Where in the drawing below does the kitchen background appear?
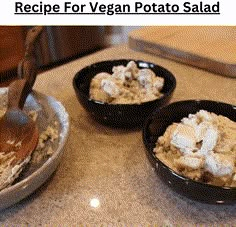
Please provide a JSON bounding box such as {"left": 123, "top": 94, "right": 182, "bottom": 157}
{"left": 0, "top": 26, "right": 140, "bottom": 86}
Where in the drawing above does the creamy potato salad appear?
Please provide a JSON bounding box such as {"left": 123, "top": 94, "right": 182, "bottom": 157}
{"left": 90, "top": 61, "right": 164, "bottom": 104}
{"left": 154, "top": 110, "right": 236, "bottom": 187}
{"left": 0, "top": 88, "right": 59, "bottom": 190}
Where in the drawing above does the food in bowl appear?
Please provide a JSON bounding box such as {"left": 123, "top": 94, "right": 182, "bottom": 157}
{"left": 73, "top": 59, "right": 176, "bottom": 127}
{"left": 154, "top": 109, "right": 236, "bottom": 187}
{"left": 0, "top": 88, "right": 59, "bottom": 191}
{"left": 90, "top": 61, "right": 164, "bottom": 104}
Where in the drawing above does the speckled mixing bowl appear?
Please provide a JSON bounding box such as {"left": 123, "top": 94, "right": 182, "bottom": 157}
{"left": 0, "top": 91, "right": 69, "bottom": 210}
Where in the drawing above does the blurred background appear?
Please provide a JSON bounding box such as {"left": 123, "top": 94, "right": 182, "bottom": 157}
{"left": 0, "top": 26, "right": 140, "bottom": 86}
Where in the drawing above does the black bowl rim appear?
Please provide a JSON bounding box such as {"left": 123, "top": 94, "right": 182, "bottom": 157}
{"left": 73, "top": 59, "right": 177, "bottom": 107}
{"left": 143, "top": 99, "right": 236, "bottom": 191}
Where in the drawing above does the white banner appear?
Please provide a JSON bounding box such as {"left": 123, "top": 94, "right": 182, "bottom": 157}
{"left": 0, "top": 0, "right": 234, "bottom": 25}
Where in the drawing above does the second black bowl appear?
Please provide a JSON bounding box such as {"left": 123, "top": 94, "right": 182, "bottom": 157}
{"left": 143, "top": 100, "right": 236, "bottom": 204}
{"left": 73, "top": 59, "right": 176, "bottom": 128}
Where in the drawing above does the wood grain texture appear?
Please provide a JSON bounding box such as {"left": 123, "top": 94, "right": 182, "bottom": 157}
{"left": 129, "top": 26, "right": 236, "bottom": 78}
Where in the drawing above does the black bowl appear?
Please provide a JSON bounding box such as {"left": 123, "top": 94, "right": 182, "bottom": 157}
{"left": 143, "top": 100, "right": 236, "bottom": 204}
{"left": 73, "top": 59, "right": 176, "bottom": 127}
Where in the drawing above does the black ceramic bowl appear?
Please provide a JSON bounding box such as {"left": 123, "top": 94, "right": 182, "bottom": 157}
{"left": 73, "top": 59, "right": 176, "bottom": 127}
{"left": 143, "top": 100, "right": 236, "bottom": 204}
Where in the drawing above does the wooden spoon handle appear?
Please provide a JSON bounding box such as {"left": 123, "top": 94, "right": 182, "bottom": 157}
{"left": 8, "top": 79, "right": 31, "bottom": 110}
{"left": 9, "top": 27, "right": 43, "bottom": 110}
{"left": 18, "top": 26, "right": 43, "bottom": 90}
{"left": 17, "top": 57, "right": 37, "bottom": 93}
{"left": 24, "top": 26, "right": 44, "bottom": 57}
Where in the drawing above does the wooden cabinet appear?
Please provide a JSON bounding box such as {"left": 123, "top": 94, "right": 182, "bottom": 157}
{"left": 0, "top": 26, "right": 25, "bottom": 75}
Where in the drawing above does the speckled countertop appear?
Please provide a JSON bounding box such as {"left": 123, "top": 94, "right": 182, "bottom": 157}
{"left": 0, "top": 44, "right": 235, "bottom": 225}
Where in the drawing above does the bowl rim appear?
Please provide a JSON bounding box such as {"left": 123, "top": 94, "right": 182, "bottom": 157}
{"left": 0, "top": 92, "right": 70, "bottom": 197}
{"left": 73, "top": 59, "right": 177, "bottom": 106}
{"left": 143, "top": 99, "right": 236, "bottom": 191}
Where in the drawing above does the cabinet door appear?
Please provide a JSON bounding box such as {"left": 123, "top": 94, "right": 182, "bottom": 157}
{"left": 0, "top": 26, "right": 25, "bottom": 74}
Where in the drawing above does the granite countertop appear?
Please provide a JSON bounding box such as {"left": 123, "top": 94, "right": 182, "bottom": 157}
{"left": 0, "top": 44, "right": 235, "bottom": 225}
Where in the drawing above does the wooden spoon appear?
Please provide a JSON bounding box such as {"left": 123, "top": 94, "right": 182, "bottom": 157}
{"left": 0, "top": 26, "right": 43, "bottom": 177}
{"left": 0, "top": 79, "right": 39, "bottom": 164}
